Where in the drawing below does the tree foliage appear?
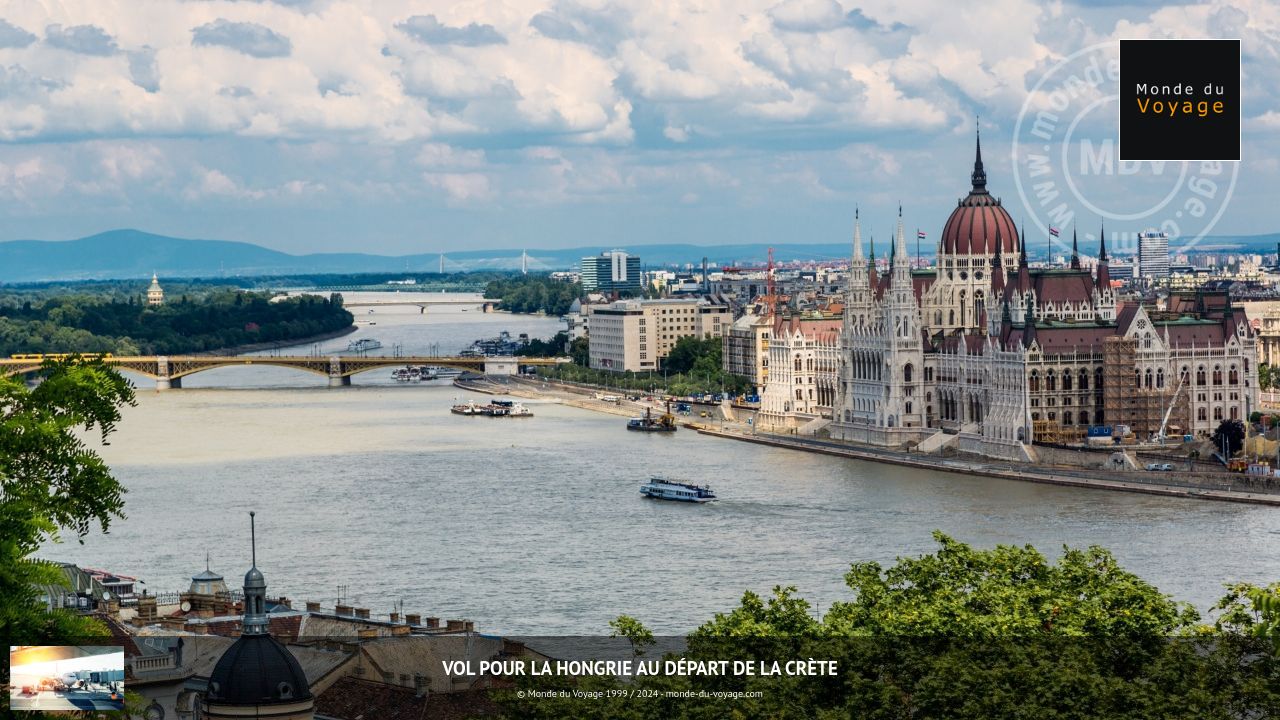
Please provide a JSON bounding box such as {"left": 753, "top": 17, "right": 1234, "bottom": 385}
{"left": 0, "top": 289, "right": 352, "bottom": 356}
{"left": 1212, "top": 419, "right": 1246, "bottom": 457}
{"left": 499, "top": 533, "right": 1279, "bottom": 719}
{"left": 485, "top": 275, "right": 582, "bottom": 316}
{"left": 1, "top": 358, "right": 135, "bottom": 643}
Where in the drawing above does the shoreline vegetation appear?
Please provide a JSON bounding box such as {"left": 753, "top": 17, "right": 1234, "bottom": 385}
{"left": 0, "top": 285, "right": 354, "bottom": 357}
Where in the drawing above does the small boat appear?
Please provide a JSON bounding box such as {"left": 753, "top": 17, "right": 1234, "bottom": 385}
{"left": 347, "top": 338, "right": 383, "bottom": 352}
{"left": 486, "top": 399, "right": 533, "bottom": 417}
{"left": 627, "top": 403, "right": 677, "bottom": 432}
{"left": 640, "top": 477, "right": 716, "bottom": 503}
{"left": 451, "top": 401, "right": 482, "bottom": 415}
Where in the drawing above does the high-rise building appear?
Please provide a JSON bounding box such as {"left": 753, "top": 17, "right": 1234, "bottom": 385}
{"left": 1138, "top": 231, "right": 1170, "bottom": 278}
{"left": 581, "top": 250, "right": 642, "bottom": 296}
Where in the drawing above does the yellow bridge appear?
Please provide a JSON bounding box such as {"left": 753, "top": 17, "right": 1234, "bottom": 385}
{"left": 0, "top": 355, "right": 564, "bottom": 389}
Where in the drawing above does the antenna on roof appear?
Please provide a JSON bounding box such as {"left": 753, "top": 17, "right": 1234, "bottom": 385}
{"left": 249, "top": 511, "right": 257, "bottom": 568}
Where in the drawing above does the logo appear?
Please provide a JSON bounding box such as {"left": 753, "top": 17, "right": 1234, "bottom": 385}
{"left": 1012, "top": 41, "right": 1238, "bottom": 258}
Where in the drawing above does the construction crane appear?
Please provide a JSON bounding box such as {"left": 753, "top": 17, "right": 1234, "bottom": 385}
{"left": 1154, "top": 372, "right": 1187, "bottom": 443}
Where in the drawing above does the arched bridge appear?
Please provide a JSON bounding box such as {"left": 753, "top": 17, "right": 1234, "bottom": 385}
{"left": 0, "top": 355, "right": 562, "bottom": 389}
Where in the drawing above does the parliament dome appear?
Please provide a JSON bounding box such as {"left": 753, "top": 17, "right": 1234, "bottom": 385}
{"left": 940, "top": 129, "right": 1019, "bottom": 257}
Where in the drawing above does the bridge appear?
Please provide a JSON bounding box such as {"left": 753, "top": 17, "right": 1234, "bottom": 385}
{"left": 0, "top": 355, "right": 563, "bottom": 389}
{"left": 340, "top": 297, "right": 499, "bottom": 313}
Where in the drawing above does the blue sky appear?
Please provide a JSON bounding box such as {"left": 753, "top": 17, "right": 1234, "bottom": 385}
{"left": 0, "top": 0, "right": 1276, "bottom": 255}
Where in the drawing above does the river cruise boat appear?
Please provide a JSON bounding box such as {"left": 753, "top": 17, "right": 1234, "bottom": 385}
{"left": 347, "top": 338, "right": 382, "bottom": 353}
{"left": 640, "top": 477, "right": 716, "bottom": 503}
{"left": 627, "top": 404, "right": 677, "bottom": 432}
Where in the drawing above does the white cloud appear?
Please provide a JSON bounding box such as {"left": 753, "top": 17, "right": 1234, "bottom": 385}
{"left": 422, "top": 171, "right": 493, "bottom": 204}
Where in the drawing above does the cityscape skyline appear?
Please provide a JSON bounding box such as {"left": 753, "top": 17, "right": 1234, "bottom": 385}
{"left": 0, "top": 1, "right": 1275, "bottom": 254}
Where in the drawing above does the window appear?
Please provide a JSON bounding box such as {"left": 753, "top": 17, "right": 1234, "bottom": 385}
{"left": 1063, "top": 373, "right": 1072, "bottom": 391}
{"left": 1213, "top": 366, "right": 1222, "bottom": 385}
{"left": 1214, "top": 406, "right": 1223, "bottom": 421}
{"left": 1197, "top": 366, "right": 1206, "bottom": 385}
{"left": 1229, "top": 366, "right": 1238, "bottom": 384}
{"left": 904, "top": 364, "right": 914, "bottom": 383}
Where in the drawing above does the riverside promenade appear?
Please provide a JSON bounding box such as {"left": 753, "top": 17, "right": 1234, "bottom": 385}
{"left": 693, "top": 425, "right": 1280, "bottom": 507}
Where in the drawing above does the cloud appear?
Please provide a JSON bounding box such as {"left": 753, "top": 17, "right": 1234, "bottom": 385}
{"left": 422, "top": 171, "right": 493, "bottom": 204}
{"left": 192, "top": 19, "right": 292, "bottom": 58}
{"left": 0, "top": 19, "right": 36, "bottom": 48}
{"left": 44, "top": 24, "right": 117, "bottom": 56}
{"left": 395, "top": 15, "right": 505, "bottom": 46}
{"left": 128, "top": 48, "right": 160, "bottom": 92}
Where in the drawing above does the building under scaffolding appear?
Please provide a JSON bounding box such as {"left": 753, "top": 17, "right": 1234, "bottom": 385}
{"left": 1102, "top": 336, "right": 1190, "bottom": 439}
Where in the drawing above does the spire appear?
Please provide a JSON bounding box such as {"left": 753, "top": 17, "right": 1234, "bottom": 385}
{"left": 242, "top": 511, "right": 268, "bottom": 636}
{"left": 852, "top": 207, "right": 863, "bottom": 262}
{"left": 1096, "top": 220, "right": 1111, "bottom": 289}
{"left": 971, "top": 117, "right": 987, "bottom": 193}
{"left": 1018, "top": 298, "right": 1039, "bottom": 348}
{"left": 991, "top": 234, "right": 1005, "bottom": 292}
{"left": 893, "top": 204, "right": 907, "bottom": 265}
{"left": 1070, "top": 225, "right": 1081, "bottom": 269}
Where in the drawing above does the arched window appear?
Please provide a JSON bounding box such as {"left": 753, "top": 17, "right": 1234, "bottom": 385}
{"left": 1229, "top": 366, "right": 1238, "bottom": 384}
{"left": 1079, "top": 370, "right": 1089, "bottom": 390}
{"left": 1214, "top": 406, "right": 1223, "bottom": 421}
{"left": 904, "top": 364, "right": 914, "bottom": 383}
{"left": 949, "top": 310, "right": 955, "bottom": 325}
{"left": 1198, "top": 407, "right": 1207, "bottom": 421}
{"left": 1145, "top": 368, "right": 1153, "bottom": 389}
{"left": 1046, "top": 371, "right": 1056, "bottom": 392}
{"left": 1063, "top": 373, "right": 1073, "bottom": 391}
{"left": 1213, "top": 366, "right": 1223, "bottom": 385}
{"left": 1030, "top": 372, "right": 1039, "bottom": 393}
{"left": 794, "top": 357, "right": 802, "bottom": 371}
{"left": 1064, "top": 411, "right": 1073, "bottom": 426}
{"left": 1157, "top": 368, "right": 1165, "bottom": 389}
{"left": 1197, "top": 366, "right": 1206, "bottom": 385}
{"left": 935, "top": 311, "right": 942, "bottom": 325}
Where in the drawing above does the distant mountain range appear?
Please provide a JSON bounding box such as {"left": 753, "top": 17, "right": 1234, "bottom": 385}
{"left": 2, "top": 228, "right": 1279, "bottom": 283}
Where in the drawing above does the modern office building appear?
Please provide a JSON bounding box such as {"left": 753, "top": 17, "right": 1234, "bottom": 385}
{"left": 581, "top": 250, "right": 642, "bottom": 296}
{"left": 1138, "top": 231, "right": 1171, "bottom": 279}
{"left": 588, "top": 298, "right": 731, "bottom": 372}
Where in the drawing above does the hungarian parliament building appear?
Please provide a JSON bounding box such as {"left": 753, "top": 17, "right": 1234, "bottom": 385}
{"left": 757, "top": 133, "right": 1258, "bottom": 460}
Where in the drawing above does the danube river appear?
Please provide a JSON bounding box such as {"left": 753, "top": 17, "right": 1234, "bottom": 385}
{"left": 55, "top": 295, "right": 1280, "bottom": 634}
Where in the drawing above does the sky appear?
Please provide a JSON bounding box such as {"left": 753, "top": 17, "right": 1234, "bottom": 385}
{"left": 0, "top": 0, "right": 1277, "bottom": 256}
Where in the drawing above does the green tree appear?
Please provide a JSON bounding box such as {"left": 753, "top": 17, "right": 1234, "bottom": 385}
{"left": 1, "top": 358, "right": 135, "bottom": 642}
{"left": 1212, "top": 418, "right": 1246, "bottom": 457}
{"left": 498, "top": 534, "right": 1280, "bottom": 720}
{"left": 569, "top": 336, "right": 590, "bottom": 367}
{"left": 609, "top": 615, "right": 656, "bottom": 657}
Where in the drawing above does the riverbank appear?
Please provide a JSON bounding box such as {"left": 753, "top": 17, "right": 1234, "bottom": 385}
{"left": 491, "top": 375, "right": 1280, "bottom": 507}
{"left": 198, "top": 324, "right": 357, "bottom": 356}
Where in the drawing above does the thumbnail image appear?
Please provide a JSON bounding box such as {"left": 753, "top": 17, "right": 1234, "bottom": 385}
{"left": 9, "top": 646, "right": 125, "bottom": 713}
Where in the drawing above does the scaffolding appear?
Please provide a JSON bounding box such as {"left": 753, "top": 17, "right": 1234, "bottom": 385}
{"left": 1102, "top": 337, "right": 1189, "bottom": 439}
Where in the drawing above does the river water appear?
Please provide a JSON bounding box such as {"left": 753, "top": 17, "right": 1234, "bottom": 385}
{"left": 50, "top": 293, "right": 1280, "bottom": 634}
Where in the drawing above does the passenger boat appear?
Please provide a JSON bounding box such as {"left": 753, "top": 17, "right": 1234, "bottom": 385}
{"left": 488, "top": 399, "right": 533, "bottom": 417}
{"left": 347, "top": 338, "right": 383, "bottom": 352}
{"left": 627, "top": 403, "right": 677, "bottom": 432}
{"left": 640, "top": 477, "right": 716, "bottom": 503}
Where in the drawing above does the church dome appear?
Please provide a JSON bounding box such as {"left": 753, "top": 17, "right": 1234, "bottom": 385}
{"left": 207, "top": 634, "right": 312, "bottom": 705}
{"left": 940, "top": 130, "right": 1019, "bottom": 257}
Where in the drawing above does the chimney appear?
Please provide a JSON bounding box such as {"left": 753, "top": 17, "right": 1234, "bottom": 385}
{"left": 389, "top": 612, "right": 400, "bottom": 623}
{"left": 405, "top": 613, "right": 421, "bottom": 626}
{"left": 335, "top": 604, "right": 353, "bottom": 617}
{"left": 446, "top": 619, "right": 465, "bottom": 632}
{"left": 425, "top": 617, "right": 440, "bottom": 629}
{"left": 305, "top": 601, "right": 321, "bottom": 613}
{"left": 464, "top": 621, "right": 475, "bottom": 632}
{"left": 355, "top": 608, "right": 371, "bottom": 619}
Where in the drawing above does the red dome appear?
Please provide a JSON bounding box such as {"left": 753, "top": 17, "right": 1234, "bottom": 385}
{"left": 940, "top": 127, "right": 1019, "bottom": 257}
{"left": 941, "top": 194, "right": 1019, "bottom": 256}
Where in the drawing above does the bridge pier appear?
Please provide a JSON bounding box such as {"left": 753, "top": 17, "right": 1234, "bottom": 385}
{"left": 156, "top": 376, "right": 182, "bottom": 390}
{"left": 329, "top": 375, "right": 352, "bottom": 387}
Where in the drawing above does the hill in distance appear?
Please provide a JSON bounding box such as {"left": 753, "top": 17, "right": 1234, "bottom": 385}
{"left": 2, "top": 228, "right": 1278, "bottom": 283}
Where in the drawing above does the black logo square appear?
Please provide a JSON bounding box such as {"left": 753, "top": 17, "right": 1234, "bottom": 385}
{"left": 1120, "top": 39, "right": 1240, "bottom": 161}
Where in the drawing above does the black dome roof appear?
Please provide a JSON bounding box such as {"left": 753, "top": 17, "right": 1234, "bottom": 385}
{"left": 207, "top": 634, "right": 312, "bottom": 705}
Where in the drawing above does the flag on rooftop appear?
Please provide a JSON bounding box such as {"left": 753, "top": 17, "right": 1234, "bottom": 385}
{"left": 1049, "top": 227, "right": 1061, "bottom": 237}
